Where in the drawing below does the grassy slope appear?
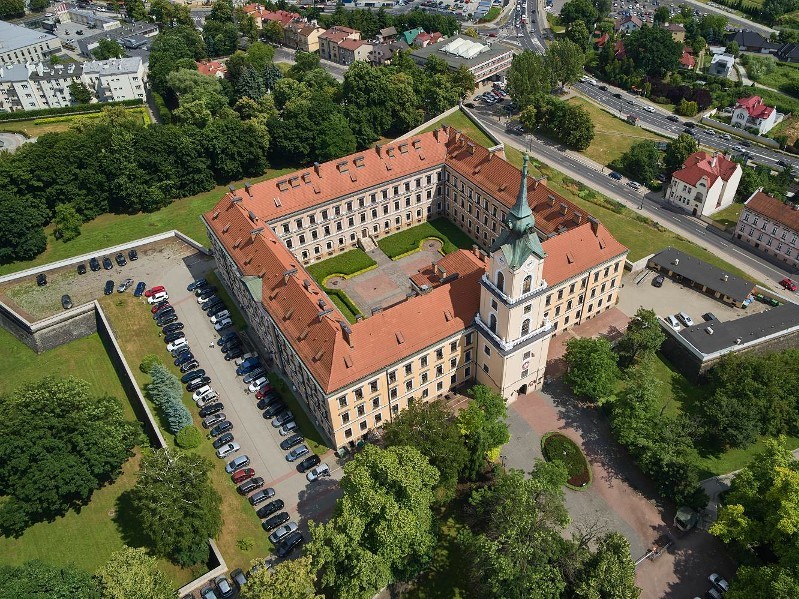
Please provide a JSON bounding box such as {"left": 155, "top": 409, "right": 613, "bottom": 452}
{"left": 709, "top": 203, "right": 743, "bottom": 230}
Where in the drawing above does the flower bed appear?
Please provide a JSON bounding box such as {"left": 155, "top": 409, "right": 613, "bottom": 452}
{"left": 541, "top": 432, "right": 591, "bottom": 489}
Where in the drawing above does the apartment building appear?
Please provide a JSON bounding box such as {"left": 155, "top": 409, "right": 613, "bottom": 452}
{"left": 735, "top": 189, "right": 799, "bottom": 270}
{"left": 338, "top": 40, "right": 373, "bottom": 65}
{"left": 283, "top": 21, "right": 325, "bottom": 53}
{"left": 203, "top": 126, "right": 627, "bottom": 449}
{"left": 666, "top": 151, "right": 741, "bottom": 217}
{"left": 319, "top": 26, "right": 361, "bottom": 64}
{"left": 0, "top": 21, "right": 62, "bottom": 66}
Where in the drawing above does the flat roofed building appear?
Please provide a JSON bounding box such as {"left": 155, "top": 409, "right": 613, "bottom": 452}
{"left": 203, "top": 125, "right": 627, "bottom": 449}
{"left": 410, "top": 35, "right": 513, "bottom": 84}
{"left": 0, "top": 21, "right": 62, "bottom": 66}
{"left": 735, "top": 190, "right": 799, "bottom": 270}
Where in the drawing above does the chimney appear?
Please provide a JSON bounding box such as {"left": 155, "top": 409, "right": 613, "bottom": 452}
{"left": 711, "top": 153, "right": 718, "bottom": 168}
{"left": 547, "top": 194, "right": 555, "bottom": 207}
{"left": 588, "top": 216, "right": 600, "bottom": 235}
{"left": 673, "top": 258, "right": 680, "bottom": 266}
{"left": 376, "top": 144, "right": 383, "bottom": 157}
{"left": 340, "top": 321, "right": 354, "bottom": 348}
{"left": 244, "top": 182, "right": 252, "bottom": 196}
{"left": 559, "top": 203, "right": 568, "bottom": 216}
{"left": 313, "top": 162, "right": 322, "bottom": 177}
{"left": 722, "top": 274, "right": 729, "bottom": 282}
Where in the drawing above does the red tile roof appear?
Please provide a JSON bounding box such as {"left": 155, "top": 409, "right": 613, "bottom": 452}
{"left": 320, "top": 26, "right": 359, "bottom": 43}
{"left": 541, "top": 222, "right": 627, "bottom": 285}
{"left": 680, "top": 48, "right": 695, "bottom": 68}
{"left": 339, "top": 39, "right": 368, "bottom": 51}
{"left": 410, "top": 250, "right": 483, "bottom": 290}
{"left": 614, "top": 40, "right": 626, "bottom": 58}
{"left": 243, "top": 4, "right": 299, "bottom": 26}
{"left": 196, "top": 60, "right": 227, "bottom": 78}
{"left": 745, "top": 191, "right": 799, "bottom": 232}
{"left": 735, "top": 95, "right": 774, "bottom": 120}
{"left": 672, "top": 151, "right": 739, "bottom": 187}
{"left": 594, "top": 33, "right": 609, "bottom": 47}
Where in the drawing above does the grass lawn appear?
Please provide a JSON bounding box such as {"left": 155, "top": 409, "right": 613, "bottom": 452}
{"left": 0, "top": 106, "right": 150, "bottom": 137}
{"left": 306, "top": 249, "right": 376, "bottom": 282}
{"left": 752, "top": 60, "right": 799, "bottom": 95}
{"left": 566, "top": 97, "right": 666, "bottom": 166}
{"left": 99, "top": 294, "right": 275, "bottom": 577}
{"left": 378, "top": 218, "right": 475, "bottom": 259}
{"left": 0, "top": 169, "right": 294, "bottom": 277}
{"left": 266, "top": 373, "right": 327, "bottom": 455}
{"left": 478, "top": 6, "right": 500, "bottom": 22}
{"left": 205, "top": 271, "right": 247, "bottom": 331}
{"left": 420, "top": 110, "right": 495, "bottom": 148}
{"left": 709, "top": 203, "right": 743, "bottom": 230}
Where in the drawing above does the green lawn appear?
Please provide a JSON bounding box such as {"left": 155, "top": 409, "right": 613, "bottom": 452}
{"left": 478, "top": 6, "right": 500, "bottom": 22}
{"left": 420, "top": 110, "right": 495, "bottom": 148}
{"left": 267, "top": 373, "right": 327, "bottom": 455}
{"left": 750, "top": 60, "right": 799, "bottom": 96}
{"left": 709, "top": 203, "right": 743, "bottom": 230}
{"left": 378, "top": 218, "right": 475, "bottom": 259}
{"left": 0, "top": 106, "right": 149, "bottom": 137}
{"left": 306, "top": 249, "right": 376, "bottom": 282}
{"left": 0, "top": 169, "right": 294, "bottom": 277}
{"left": 205, "top": 271, "right": 247, "bottom": 331}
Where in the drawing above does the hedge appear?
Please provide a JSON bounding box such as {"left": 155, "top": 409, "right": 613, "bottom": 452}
{"left": 175, "top": 425, "right": 203, "bottom": 449}
{"left": 541, "top": 432, "right": 592, "bottom": 489}
{"left": 305, "top": 249, "right": 376, "bottom": 281}
{"left": 152, "top": 91, "right": 172, "bottom": 125}
{"left": 0, "top": 99, "right": 143, "bottom": 122}
{"left": 377, "top": 218, "right": 475, "bottom": 259}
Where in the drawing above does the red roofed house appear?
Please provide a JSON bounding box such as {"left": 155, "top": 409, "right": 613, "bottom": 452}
{"left": 319, "top": 26, "right": 361, "bottom": 64}
{"left": 594, "top": 32, "right": 609, "bottom": 49}
{"left": 614, "top": 15, "right": 642, "bottom": 33}
{"left": 202, "top": 126, "right": 628, "bottom": 449}
{"left": 735, "top": 189, "right": 799, "bottom": 269}
{"left": 666, "top": 151, "right": 742, "bottom": 216}
{"left": 338, "top": 39, "right": 372, "bottom": 65}
{"left": 614, "top": 40, "right": 626, "bottom": 59}
{"left": 414, "top": 32, "right": 444, "bottom": 47}
{"left": 732, "top": 95, "right": 778, "bottom": 135}
{"left": 243, "top": 4, "right": 299, "bottom": 29}
{"left": 679, "top": 47, "right": 696, "bottom": 70}
{"left": 196, "top": 60, "right": 227, "bottom": 79}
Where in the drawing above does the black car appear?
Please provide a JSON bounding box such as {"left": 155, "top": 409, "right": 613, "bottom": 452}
{"left": 89, "top": 257, "right": 101, "bottom": 271}
{"left": 207, "top": 303, "right": 228, "bottom": 317}
{"left": 77, "top": 263, "right": 87, "bottom": 275}
{"left": 61, "top": 294, "right": 73, "bottom": 310}
{"left": 210, "top": 421, "right": 233, "bottom": 437}
{"left": 175, "top": 353, "right": 195, "bottom": 366}
{"left": 186, "top": 377, "right": 212, "bottom": 392}
{"left": 219, "top": 331, "right": 239, "bottom": 345}
{"left": 199, "top": 402, "right": 224, "bottom": 418}
{"left": 187, "top": 278, "right": 208, "bottom": 292}
{"left": 263, "top": 402, "right": 286, "bottom": 419}
{"left": 102, "top": 257, "right": 113, "bottom": 270}
{"left": 164, "top": 331, "right": 185, "bottom": 344}
{"left": 128, "top": 248, "right": 138, "bottom": 261}
{"left": 702, "top": 312, "right": 717, "bottom": 322}
{"left": 280, "top": 434, "right": 304, "bottom": 451}
{"left": 212, "top": 432, "right": 235, "bottom": 449}
{"left": 134, "top": 282, "right": 146, "bottom": 297}
{"left": 255, "top": 499, "right": 285, "bottom": 519}
{"left": 162, "top": 322, "right": 184, "bottom": 334}
{"left": 171, "top": 345, "right": 192, "bottom": 358}
{"left": 276, "top": 532, "right": 304, "bottom": 558}
{"left": 598, "top": 84, "right": 608, "bottom": 91}
{"left": 202, "top": 299, "right": 225, "bottom": 313}
{"left": 154, "top": 306, "right": 175, "bottom": 319}
{"left": 115, "top": 253, "right": 127, "bottom": 267}
{"left": 261, "top": 512, "right": 290, "bottom": 531}
{"left": 220, "top": 340, "right": 242, "bottom": 353}
{"left": 667, "top": 115, "right": 680, "bottom": 123}
{"left": 256, "top": 394, "right": 281, "bottom": 410}
{"left": 104, "top": 280, "right": 114, "bottom": 295}
{"left": 612, "top": 92, "right": 623, "bottom": 99}
{"left": 237, "top": 476, "right": 265, "bottom": 495}
{"left": 157, "top": 314, "right": 179, "bottom": 327}
{"left": 224, "top": 348, "right": 244, "bottom": 361}
{"left": 195, "top": 285, "right": 217, "bottom": 297}
{"left": 652, "top": 275, "right": 664, "bottom": 288}
{"left": 297, "top": 454, "right": 321, "bottom": 473}
{"left": 741, "top": 140, "right": 751, "bottom": 147}
{"left": 181, "top": 369, "right": 206, "bottom": 383}
{"left": 36, "top": 273, "right": 47, "bottom": 286}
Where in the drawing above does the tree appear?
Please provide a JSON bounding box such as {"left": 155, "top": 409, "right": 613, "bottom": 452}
{"left": 53, "top": 202, "right": 83, "bottom": 242}
{"left": 0, "top": 377, "right": 138, "bottom": 535}
{"left": 654, "top": 5, "right": 669, "bottom": 23}
{"left": 572, "top": 532, "right": 640, "bottom": 598}
{"left": 0, "top": 0, "right": 24, "bottom": 18}
{"left": 307, "top": 445, "right": 439, "bottom": 598}
{"left": 676, "top": 98, "right": 698, "bottom": 117}
{"left": 617, "top": 140, "right": 662, "bottom": 186}
{"left": 68, "top": 81, "right": 93, "bottom": 105}
{"left": 240, "top": 556, "right": 322, "bottom": 599}
{"left": 546, "top": 39, "right": 586, "bottom": 89}
{"left": 247, "top": 41, "right": 276, "bottom": 71}
{"left": 617, "top": 308, "right": 666, "bottom": 367}
{"left": 567, "top": 20, "right": 591, "bottom": 50}
{"left": 203, "top": 117, "right": 269, "bottom": 181}
{"left": 725, "top": 40, "right": 740, "bottom": 57}
{"left": 726, "top": 565, "right": 799, "bottom": 598}
{"left": 564, "top": 337, "right": 619, "bottom": 401}
{"left": 692, "top": 35, "right": 707, "bottom": 55}
{"left": 146, "top": 363, "right": 192, "bottom": 434}
{"left": 95, "top": 547, "right": 174, "bottom": 599}
{"left": 175, "top": 425, "right": 203, "bottom": 449}
{"left": 129, "top": 448, "right": 222, "bottom": 566}
{"left": 139, "top": 354, "right": 162, "bottom": 374}
{"left": 664, "top": 133, "right": 698, "bottom": 174}
{"left": 124, "top": 0, "right": 147, "bottom": 21}
{"left": 0, "top": 561, "right": 100, "bottom": 598}
{"left": 559, "top": 0, "right": 598, "bottom": 30}
{"left": 553, "top": 102, "right": 595, "bottom": 150}
{"left": 698, "top": 14, "right": 728, "bottom": 43}
{"left": 519, "top": 104, "right": 537, "bottom": 131}
{"left": 507, "top": 51, "right": 552, "bottom": 109}
{"left": 204, "top": 21, "right": 239, "bottom": 57}
{"left": 261, "top": 19, "right": 285, "bottom": 44}
{"left": 28, "top": 0, "right": 50, "bottom": 12}
{"left": 92, "top": 39, "right": 124, "bottom": 60}
{"left": 457, "top": 385, "right": 510, "bottom": 480}
{"left": 382, "top": 399, "right": 469, "bottom": 497}
{"left": 624, "top": 25, "right": 682, "bottom": 77}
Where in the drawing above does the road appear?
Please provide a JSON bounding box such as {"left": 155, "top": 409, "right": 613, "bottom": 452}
{"left": 470, "top": 105, "right": 793, "bottom": 286}
{"left": 272, "top": 47, "right": 347, "bottom": 82}
{"left": 572, "top": 81, "right": 799, "bottom": 172}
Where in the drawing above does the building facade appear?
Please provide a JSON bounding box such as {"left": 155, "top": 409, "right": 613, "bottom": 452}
{"left": 732, "top": 95, "right": 778, "bottom": 135}
{"left": 319, "top": 26, "right": 361, "bottom": 64}
{"left": 283, "top": 21, "right": 324, "bottom": 53}
{"left": 338, "top": 40, "right": 373, "bottom": 65}
{"left": 410, "top": 36, "right": 513, "bottom": 85}
{"left": 735, "top": 190, "right": 799, "bottom": 270}
{"left": 666, "top": 151, "right": 741, "bottom": 217}
{"left": 0, "top": 21, "right": 62, "bottom": 66}
{"left": 203, "top": 126, "right": 627, "bottom": 449}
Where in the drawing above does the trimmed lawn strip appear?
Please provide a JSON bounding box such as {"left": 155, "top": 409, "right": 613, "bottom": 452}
{"left": 205, "top": 271, "right": 247, "bottom": 331}
{"left": 99, "top": 294, "right": 274, "bottom": 577}
{"left": 541, "top": 432, "right": 591, "bottom": 488}
{"left": 420, "top": 109, "right": 495, "bottom": 148}
{"left": 708, "top": 202, "right": 743, "bottom": 230}
{"left": 0, "top": 169, "right": 294, "bottom": 277}
{"left": 266, "top": 372, "right": 327, "bottom": 455}
{"left": 378, "top": 218, "right": 475, "bottom": 259}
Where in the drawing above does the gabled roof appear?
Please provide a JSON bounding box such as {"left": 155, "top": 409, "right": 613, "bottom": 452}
{"left": 379, "top": 26, "right": 397, "bottom": 38}
{"left": 541, "top": 221, "right": 627, "bottom": 285}
{"left": 745, "top": 190, "right": 799, "bottom": 233}
{"left": 320, "top": 25, "right": 359, "bottom": 43}
{"left": 649, "top": 247, "right": 754, "bottom": 303}
{"left": 339, "top": 39, "right": 369, "bottom": 52}
{"left": 680, "top": 48, "right": 696, "bottom": 68}
{"left": 735, "top": 95, "right": 774, "bottom": 120}
{"left": 196, "top": 60, "right": 227, "bottom": 77}
{"left": 671, "top": 151, "right": 739, "bottom": 187}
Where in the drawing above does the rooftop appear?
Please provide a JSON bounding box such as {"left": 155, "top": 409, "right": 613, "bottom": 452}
{"left": 671, "top": 151, "right": 739, "bottom": 187}
{"left": 735, "top": 95, "right": 774, "bottom": 120}
{"left": 411, "top": 35, "right": 512, "bottom": 70}
{"left": 649, "top": 247, "right": 755, "bottom": 303}
{"left": 0, "top": 20, "right": 59, "bottom": 54}
{"left": 744, "top": 190, "right": 799, "bottom": 232}
{"left": 82, "top": 56, "right": 143, "bottom": 75}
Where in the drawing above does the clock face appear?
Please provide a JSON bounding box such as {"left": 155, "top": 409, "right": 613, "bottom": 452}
{"left": 498, "top": 256, "right": 505, "bottom": 265}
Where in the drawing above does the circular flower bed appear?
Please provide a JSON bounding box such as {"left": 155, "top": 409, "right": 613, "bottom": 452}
{"left": 541, "top": 432, "right": 592, "bottom": 489}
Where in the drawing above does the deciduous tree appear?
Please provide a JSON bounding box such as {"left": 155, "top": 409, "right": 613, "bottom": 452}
{"left": 92, "top": 39, "right": 124, "bottom": 60}
{"left": 457, "top": 385, "right": 510, "bottom": 480}
{"left": 559, "top": 0, "right": 598, "bottom": 30}
{"left": 572, "top": 532, "right": 640, "bottom": 598}
{"left": 240, "top": 556, "right": 322, "bottom": 599}
{"left": 625, "top": 25, "right": 682, "bottom": 77}
{"left": 664, "top": 133, "right": 698, "bottom": 174}
{"left": 546, "top": 39, "right": 586, "bottom": 89}
{"left": 507, "top": 51, "right": 552, "bottom": 108}
{"left": 616, "top": 140, "right": 662, "bottom": 185}
{"left": 564, "top": 337, "right": 619, "bottom": 401}
{"left": 68, "top": 81, "right": 93, "bottom": 105}
{"left": 617, "top": 307, "right": 666, "bottom": 366}
{"left": 0, "top": 561, "right": 99, "bottom": 598}
{"left": 96, "top": 547, "right": 174, "bottom": 599}
{"left": 53, "top": 202, "right": 83, "bottom": 242}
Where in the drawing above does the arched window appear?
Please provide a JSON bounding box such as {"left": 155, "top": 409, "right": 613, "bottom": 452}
{"left": 496, "top": 271, "right": 505, "bottom": 293}
{"left": 523, "top": 275, "right": 532, "bottom": 294}
{"left": 521, "top": 319, "right": 530, "bottom": 336}
{"left": 489, "top": 313, "right": 497, "bottom": 333}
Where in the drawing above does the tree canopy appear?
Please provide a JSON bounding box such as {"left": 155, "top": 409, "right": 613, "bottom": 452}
{"left": 96, "top": 547, "right": 174, "bottom": 599}
{"left": 614, "top": 141, "right": 662, "bottom": 186}
{"left": 616, "top": 307, "right": 666, "bottom": 367}
{"left": 0, "top": 561, "right": 99, "bottom": 599}
{"left": 457, "top": 385, "right": 511, "bottom": 480}
{"left": 564, "top": 337, "right": 619, "bottom": 401}
{"left": 240, "top": 556, "right": 322, "bottom": 599}
{"left": 624, "top": 25, "right": 683, "bottom": 77}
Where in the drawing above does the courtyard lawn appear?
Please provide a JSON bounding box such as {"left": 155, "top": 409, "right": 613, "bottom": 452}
{"left": 0, "top": 106, "right": 150, "bottom": 137}
{"left": 709, "top": 203, "right": 743, "bottom": 230}
{"left": 378, "top": 218, "right": 475, "bottom": 259}
{"left": 306, "top": 249, "right": 376, "bottom": 282}
{"left": 0, "top": 169, "right": 294, "bottom": 277}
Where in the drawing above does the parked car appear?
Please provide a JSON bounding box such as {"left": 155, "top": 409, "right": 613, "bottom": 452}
{"left": 77, "top": 263, "right": 87, "bottom": 275}
{"left": 243, "top": 369, "right": 268, "bottom": 385}
{"left": 181, "top": 369, "right": 206, "bottom": 383}
{"left": 220, "top": 339, "right": 242, "bottom": 353}
{"left": 151, "top": 300, "right": 171, "bottom": 314}
{"left": 780, "top": 277, "right": 797, "bottom": 292}
{"left": 285, "top": 445, "right": 309, "bottom": 462}
{"left": 280, "top": 434, "right": 305, "bottom": 451}
{"left": 61, "top": 294, "right": 73, "bottom": 310}
{"left": 187, "top": 278, "right": 208, "bottom": 292}
{"left": 163, "top": 322, "right": 185, "bottom": 334}
{"left": 202, "top": 298, "right": 225, "bottom": 313}
{"left": 306, "top": 463, "right": 331, "bottom": 481}
{"left": 219, "top": 331, "right": 239, "bottom": 345}
{"left": 117, "top": 278, "right": 134, "bottom": 293}
{"left": 187, "top": 377, "right": 212, "bottom": 392}
{"left": 104, "top": 280, "right": 114, "bottom": 295}
{"left": 676, "top": 312, "right": 694, "bottom": 327}
{"left": 215, "top": 442, "right": 240, "bottom": 459}
{"left": 154, "top": 308, "right": 175, "bottom": 322}
{"left": 148, "top": 292, "right": 169, "bottom": 305}
{"left": 195, "top": 285, "right": 217, "bottom": 297}
{"left": 199, "top": 402, "right": 224, "bottom": 418}
{"left": 210, "top": 421, "right": 233, "bottom": 437}
{"left": 273, "top": 411, "right": 294, "bottom": 428}
{"left": 230, "top": 569, "right": 247, "bottom": 590}
{"left": 269, "top": 522, "right": 298, "bottom": 544}
{"left": 157, "top": 314, "right": 178, "bottom": 327}
{"left": 626, "top": 181, "right": 641, "bottom": 190}
{"left": 236, "top": 476, "right": 265, "bottom": 495}
{"left": 164, "top": 331, "right": 186, "bottom": 344}
{"left": 263, "top": 402, "right": 286, "bottom": 419}
{"left": 196, "top": 393, "right": 219, "bottom": 408}
{"left": 235, "top": 352, "right": 259, "bottom": 366}
{"left": 236, "top": 358, "right": 261, "bottom": 374}
{"left": 255, "top": 499, "right": 284, "bottom": 519}
{"left": 214, "top": 576, "right": 235, "bottom": 599}
{"left": 203, "top": 413, "right": 227, "bottom": 429}
{"left": 133, "top": 281, "right": 146, "bottom": 297}
{"left": 279, "top": 421, "right": 299, "bottom": 437}
{"left": 115, "top": 253, "right": 127, "bottom": 267}
{"left": 225, "top": 455, "right": 249, "bottom": 473}
{"left": 207, "top": 303, "right": 228, "bottom": 317}
{"left": 248, "top": 377, "right": 269, "bottom": 393}
{"left": 702, "top": 312, "right": 717, "bottom": 322}
{"left": 170, "top": 343, "right": 190, "bottom": 358}
{"left": 214, "top": 318, "right": 233, "bottom": 331}
{"left": 652, "top": 274, "right": 664, "bottom": 287}
{"left": 224, "top": 348, "right": 244, "bottom": 361}
{"left": 257, "top": 394, "right": 281, "bottom": 410}
{"left": 231, "top": 467, "right": 255, "bottom": 484}
{"left": 198, "top": 294, "right": 217, "bottom": 305}
{"left": 192, "top": 385, "right": 213, "bottom": 400}
{"left": 102, "top": 257, "right": 113, "bottom": 270}
{"left": 89, "top": 257, "right": 101, "bottom": 271}
{"left": 255, "top": 385, "right": 276, "bottom": 399}
{"left": 180, "top": 360, "right": 200, "bottom": 374}
{"left": 262, "top": 512, "right": 290, "bottom": 531}
{"left": 707, "top": 588, "right": 722, "bottom": 599}
{"left": 144, "top": 285, "right": 165, "bottom": 297}
{"left": 166, "top": 337, "right": 188, "bottom": 352}
{"left": 128, "top": 248, "right": 138, "bottom": 261}
{"left": 665, "top": 315, "right": 681, "bottom": 331}
{"left": 200, "top": 586, "right": 218, "bottom": 599}
{"left": 708, "top": 574, "right": 729, "bottom": 594}
{"left": 248, "top": 487, "right": 276, "bottom": 505}
{"left": 275, "top": 531, "right": 304, "bottom": 557}
{"left": 297, "top": 454, "right": 321, "bottom": 473}
{"left": 212, "top": 432, "right": 235, "bottom": 449}
{"left": 608, "top": 171, "right": 623, "bottom": 180}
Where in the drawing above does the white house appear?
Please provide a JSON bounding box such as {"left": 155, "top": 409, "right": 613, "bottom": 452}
{"left": 732, "top": 96, "right": 778, "bottom": 135}
{"left": 709, "top": 53, "right": 735, "bottom": 78}
{"left": 666, "top": 151, "right": 742, "bottom": 217}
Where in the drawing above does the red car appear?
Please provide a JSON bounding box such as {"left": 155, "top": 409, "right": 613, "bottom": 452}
{"left": 231, "top": 467, "right": 256, "bottom": 484}
{"left": 144, "top": 285, "right": 165, "bottom": 297}
{"left": 780, "top": 278, "right": 797, "bottom": 292}
{"left": 255, "top": 384, "right": 275, "bottom": 399}
{"left": 151, "top": 302, "right": 171, "bottom": 314}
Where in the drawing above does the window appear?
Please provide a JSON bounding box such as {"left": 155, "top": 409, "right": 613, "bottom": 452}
{"left": 357, "top": 404, "right": 365, "bottom": 416}
{"left": 420, "top": 355, "right": 428, "bottom": 367}
{"left": 421, "top": 372, "right": 428, "bottom": 383}
{"left": 404, "top": 363, "right": 412, "bottom": 376}
{"left": 405, "top": 380, "right": 413, "bottom": 391}
{"left": 375, "top": 414, "right": 382, "bottom": 425}
{"left": 489, "top": 313, "right": 497, "bottom": 333}
{"left": 338, "top": 396, "right": 347, "bottom": 408}
{"left": 524, "top": 304, "right": 531, "bottom": 314}
{"left": 496, "top": 271, "right": 505, "bottom": 292}
{"left": 360, "top": 421, "right": 368, "bottom": 431}
{"left": 345, "top": 428, "right": 352, "bottom": 438}
{"left": 436, "top": 365, "right": 443, "bottom": 376}
{"left": 521, "top": 319, "right": 530, "bottom": 335}
{"left": 465, "top": 366, "right": 471, "bottom": 378}
{"left": 491, "top": 299, "right": 498, "bottom": 310}
{"left": 372, "top": 397, "right": 380, "bottom": 408}
{"left": 354, "top": 388, "right": 363, "bottom": 399}
{"left": 435, "top": 348, "right": 444, "bottom": 360}
{"left": 437, "top": 381, "right": 444, "bottom": 391}
{"left": 482, "top": 363, "right": 489, "bottom": 373}
{"left": 388, "top": 370, "right": 396, "bottom": 383}
{"left": 465, "top": 333, "right": 473, "bottom": 345}
{"left": 523, "top": 275, "right": 532, "bottom": 293}
{"left": 451, "top": 374, "right": 457, "bottom": 385}
{"left": 450, "top": 341, "right": 458, "bottom": 352}
{"left": 369, "top": 380, "right": 378, "bottom": 393}
{"left": 342, "top": 412, "right": 350, "bottom": 424}
{"left": 484, "top": 344, "right": 491, "bottom": 356}
{"left": 390, "top": 387, "right": 397, "bottom": 399}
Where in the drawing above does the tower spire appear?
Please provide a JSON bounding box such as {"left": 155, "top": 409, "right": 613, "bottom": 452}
{"left": 507, "top": 154, "right": 534, "bottom": 234}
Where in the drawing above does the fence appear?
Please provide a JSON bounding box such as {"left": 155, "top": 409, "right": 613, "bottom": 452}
{"left": 701, "top": 111, "right": 781, "bottom": 149}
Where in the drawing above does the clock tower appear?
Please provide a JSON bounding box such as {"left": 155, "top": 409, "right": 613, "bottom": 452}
{"left": 475, "top": 155, "right": 554, "bottom": 400}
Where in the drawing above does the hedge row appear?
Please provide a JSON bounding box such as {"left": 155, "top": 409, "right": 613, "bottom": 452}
{"left": 0, "top": 99, "right": 143, "bottom": 122}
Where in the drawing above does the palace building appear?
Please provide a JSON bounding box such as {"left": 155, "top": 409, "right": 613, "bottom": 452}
{"left": 203, "top": 126, "right": 628, "bottom": 449}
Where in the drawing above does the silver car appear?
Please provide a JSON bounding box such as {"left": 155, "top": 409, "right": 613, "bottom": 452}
{"left": 202, "top": 413, "right": 227, "bottom": 429}
{"left": 285, "top": 444, "right": 309, "bottom": 462}
{"left": 268, "top": 521, "right": 298, "bottom": 544}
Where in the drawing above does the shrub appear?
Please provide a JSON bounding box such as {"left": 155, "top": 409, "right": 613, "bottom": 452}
{"left": 542, "top": 433, "right": 591, "bottom": 487}
{"left": 0, "top": 99, "right": 142, "bottom": 122}
{"left": 147, "top": 364, "right": 193, "bottom": 434}
{"left": 140, "top": 354, "right": 163, "bottom": 374}
{"left": 175, "top": 425, "right": 203, "bottom": 449}
{"left": 676, "top": 99, "right": 698, "bottom": 117}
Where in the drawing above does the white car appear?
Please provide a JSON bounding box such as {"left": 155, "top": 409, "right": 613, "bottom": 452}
{"left": 148, "top": 291, "right": 169, "bottom": 304}
{"left": 306, "top": 463, "right": 331, "bottom": 481}
{"left": 278, "top": 421, "right": 298, "bottom": 436}
{"left": 248, "top": 376, "right": 268, "bottom": 392}
{"left": 197, "top": 294, "right": 216, "bottom": 304}
{"left": 643, "top": 105, "right": 655, "bottom": 113}
{"left": 216, "top": 442, "right": 241, "bottom": 458}
{"left": 665, "top": 315, "right": 682, "bottom": 331}
{"left": 192, "top": 386, "right": 213, "bottom": 401}
{"left": 268, "top": 521, "right": 298, "bottom": 544}
{"left": 196, "top": 393, "right": 219, "bottom": 407}
{"left": 210, "top": 310, "right": 230, "bottom": 324}
{"left": 214, "top": 318, "right": 233, "bottom": 331}
{"left": 166, "top": 338, "right": 188, "bottom": 352}
{"left": 677, "top": 312, "right": 694, "bottom": 327}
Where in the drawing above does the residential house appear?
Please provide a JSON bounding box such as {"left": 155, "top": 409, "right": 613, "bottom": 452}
{"left": 243, "top": 4, "right": 300, "bottom": 29}
{"left": 614, "top": 39, "right": 626, "bottom": 59}
{"left": 735, "top": 190, "right": 799, "bottom": 269}
{"left": 732, "top": 95, "right": 778, "bottom": 135}
{"left": 376, "top": 26, "right": 397, "bottom": 42}
{"left": 338, "top": 39, "right": 373, "bottom": 65}
{"left": 283, "top": 21, "right": 325, "bottom": 53}
{"left": 664, "top": 23, "right": 686, "bottom": 42}
{"left": 776, "top": 43, "right": 799, "bottom": 63}
{"left": 196, "top": 60, "right": 227, "bottom": 79}
{"left": 319, "top": 26, "right": 361, "bottom": 64}
{"left": 614, "top": 16, "right": 642, "bottom": 33}
{"left": 415, "top": 32, "right": 444, "bottom": 47}
{"left": 666, "top": 151, "right": 742, "bottom": 217}
{"left": 727, "top": 29, "right": 779, "bottom": 53}
{"left": 680, "top": 47, "right": 696, "bottom": 70}
{"left": 594, "top": 32, "right": 609, "bottom": 49}
{"left": 709, "top": 53, "right": 735, "bottom": 77}
{"left": 368, "top": 40, "right": 409, "bottom": 66}
{"left": 400, "top": 28, "right": 425, "bottom": 45}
